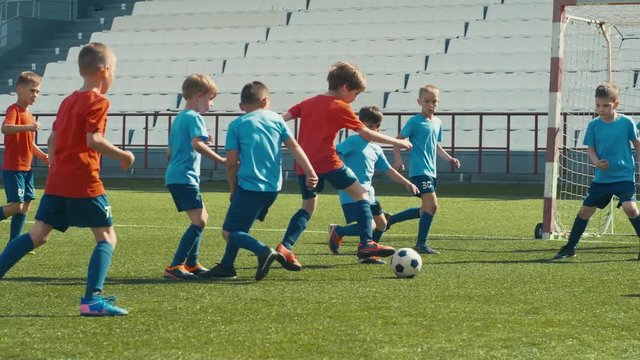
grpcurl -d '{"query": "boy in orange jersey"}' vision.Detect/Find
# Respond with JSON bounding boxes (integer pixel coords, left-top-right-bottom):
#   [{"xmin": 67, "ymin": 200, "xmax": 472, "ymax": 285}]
[
  {"xmin": 0, "ymin": 43, "xmax": 135, "ymax": 316},
  {"xmin": 1, "ymin": 71, "xmax": 49, "ymax": 244},
  {"xmin": 276, "ymin": 61, "xmax": 413, "ymax": 271}
]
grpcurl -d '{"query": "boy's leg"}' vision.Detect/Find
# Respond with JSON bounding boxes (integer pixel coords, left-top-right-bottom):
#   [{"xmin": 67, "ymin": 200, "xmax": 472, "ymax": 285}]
[
  {"xmin": 9, "ymin": 201, "xmax": 31, "ymax": 242},
  {"xmin": 554, "ymin": 206, "xmax": 596, "ymax": 259},
  {"xmin": 0, "ymin": 221, "xmax": 52, "ymax": 278},
  {"xmin": 415, "ymin": 192, "xmax": 439, "ymax": 254},
  {"xmin": 165, "ymin": 185, "xmax": 205, "ymax": 279},
  {"xmin": 620, "ymin": 201, "xmax": 640, "ymax": 259},
  {"xmin": 386, "ymin": 207, "xmax": 421, "ymax": 229}
]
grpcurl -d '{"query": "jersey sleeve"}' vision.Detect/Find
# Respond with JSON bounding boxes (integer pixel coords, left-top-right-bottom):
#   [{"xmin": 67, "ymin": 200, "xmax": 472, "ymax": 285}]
[
  {"xmin": 374, "ymin": 146, "xmax": 392, "ymax": 172},
  {"xmin": 225, "ymin": 121, "xmax": 239, "ymax": 152},
  {"xmin": 336, "ymin": 137, "xmax": 353, "ymax": 156},
  {"xmin": 277, "ymin": 117, "xmax": 293, "ymax": 141},
  {"xmin": 288, "ymin": 102, "xmax": 302, "ymax": 119},
  {"xmin": 2, "ymin": 105, "xmax": 17, "ymax": 126},
  {"xmin": 583, "ymin": 121, "xmax": 595, "ymax": 147},
  {"xmin": 85, "ymin": 97, "xmax": 110, "ymax": 134},
  {"xmin": 400, "ymin": 118, "xmax": 414, "ymax": 138},
  {"xmin": 335, "ymin": 102, "xmax": 364, "ymax": 131},
  {"xmin": 627, "ymin": 117, "xmax": 638, "ymax": 141},
  {"xmin": 190, "ymin": 114, "xmax": 209, "ymax": 141},
  {"xmin": 437, "ymin": 119, "xmax": 443, "ymax": 142}
]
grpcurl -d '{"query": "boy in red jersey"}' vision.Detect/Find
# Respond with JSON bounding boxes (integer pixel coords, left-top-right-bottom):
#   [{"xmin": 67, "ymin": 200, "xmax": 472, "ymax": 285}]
[
  {"xmin": 276, "ymin": 61, "xmax": 412, "ymax": 270},
  {"xmin": 1, "ymin": 71, "xmax": 49, "ymax": 244},
  {"xmin": 0, "ymin": 43, "xmax": 134, "ymax": 316}
]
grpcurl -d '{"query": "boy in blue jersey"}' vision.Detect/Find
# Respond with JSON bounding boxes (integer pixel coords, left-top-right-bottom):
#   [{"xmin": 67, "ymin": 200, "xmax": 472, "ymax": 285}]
[
  {"xmin": 328, "ymin": 105, "xmax": 419, "ymax": 264},
  {"xmin": 201, "ymin": 81, "xmax": 317, "ymax": 280},
  {"xmin": 163, "ymin": 73, "xmax": 226, "ymax": 280},
  {"xmin": 554, "ymin": 83, "xmax": 640, "ymax": 260},
  {"xmin": 393, "ymin": 84, "xmax": 460, "ymax": 254}
]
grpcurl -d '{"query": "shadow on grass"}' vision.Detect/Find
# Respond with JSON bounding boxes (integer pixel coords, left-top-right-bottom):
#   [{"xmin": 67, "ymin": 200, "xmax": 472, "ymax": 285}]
[
  {"xmin": 0, "ymin": 314, "xmax": 76, "ymax": 318},
  {"xmin": 622, "ymin": 294, "xmax": 640, "ymax": 298},
  {"xmin": 429, "ymin": 258, "xmax": 633, "ymax": 265}
]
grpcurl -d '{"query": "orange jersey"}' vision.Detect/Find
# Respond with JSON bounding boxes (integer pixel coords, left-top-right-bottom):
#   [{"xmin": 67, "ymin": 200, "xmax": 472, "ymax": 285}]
[
  {"xmin": 288, "ymin": 95, "xmax": 364, "ymax": 174},
  {"xmin": 2, "ymin": 103, "xmax": 36, "ymax": 171},
  {"xmin": 45, "ymin": 91, "xmax": 109, "ymax": 198}
]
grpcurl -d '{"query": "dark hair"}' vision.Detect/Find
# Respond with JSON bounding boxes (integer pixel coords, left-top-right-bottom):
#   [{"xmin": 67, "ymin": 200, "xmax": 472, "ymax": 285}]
[
  {"xmin": 240, "ymin": 81, "xmax": 269, "ymax": 104},
  {"xmin": 595, "ymin": 83, "xmax": 619, "ymax": 101},
  {"xmin": 418, "ymin": 84, "xmax": 440, "ymax": 98},
  {"xmin": 358, "ymin": 105, "xmax": 383, "ymax": 126},
  {"xmin": 78, "ymin": 42, "xmax": 113, "ymax": 76},
  {"xmin": 327, "ymin": 61, "xmax": 366, "ymax": 91},
  {"xmin": 16, "ymin": 71, "xmax": 41, "ymax": 87}
]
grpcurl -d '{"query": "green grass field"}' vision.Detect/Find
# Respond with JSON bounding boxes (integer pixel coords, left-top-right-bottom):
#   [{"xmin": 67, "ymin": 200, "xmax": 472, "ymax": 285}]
[{"xmin": 0, "ymin": 180, "xmax": 638, "ymax": 359}]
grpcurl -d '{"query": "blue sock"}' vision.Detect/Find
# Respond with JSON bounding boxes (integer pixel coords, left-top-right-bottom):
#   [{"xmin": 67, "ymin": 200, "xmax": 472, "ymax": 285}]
[
  {"xmin": 171, "ymin": 224, "xmax": 203, "ymax": 267},
  {"xmin": 336, "ymin": 224, "xmax": 359, "ymax": 237},
  {"xmin": 356, "ymin": 200, "xmax": 373, "ymax": 245},
  {"xmin": 0, "ymin": 207, "xmax": 6, "ymax": 221},
  {"xmin": 388, "ymin": 207, "xmax": 420, "ymax": 227},
  {"xmin": 372, "ymin": 229, "xmax": 384, "ymax": 242},
  {"xmin": 0, "ymin": 233, "xmax": 34, "ymax": 279},
  {"xmin": 282, "ymin": 209, "xmax": 310, "ymax": 249},
  {"xmin": 417, "ymin": 212, "xmax": 434, "ymax": 245},
  {"xmin": 85, "ymin": 241, "xmax": 114, "ymax": 299},
  {"xmin": 629, "ymin": 216, "xmax": 640, "ymax": 237},
  {"xmin": 9, "ymin": 213, "xmax": 27, "ymax": 242},
  {"xmin": 186, "ymin": 227, "xmax": 204, "ymax": 268},
  {"xmin": 220, "ymin": 242, "xmax": 240, "ymax": 269},
  {"xmin": 229, "ymin": 231, "xmax": 267, "ymax": 255},
  {"xmin": 566, "ymin": 216, "xmax": 588, "ymax": 249}
]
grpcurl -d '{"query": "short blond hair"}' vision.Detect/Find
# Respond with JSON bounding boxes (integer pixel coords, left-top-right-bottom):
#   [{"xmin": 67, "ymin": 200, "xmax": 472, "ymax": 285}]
[
  {"xmin": 182, "ymin": 73, "xmax": 218, "ymax": 100},
  {"xmin": 595, "ymin": 83, "xmax": 619, "ymax": 101},
  {"xmin": 419, "ymin": 84, "xmax": 439, "ymax": 98},
  {"xmin": 78, "ymin": 42, "xmax": 114, "ymax": 76},
  {"xmin": 327, "ymin": 61, "xmax": 366, "ymax": 92},
  {"xmin": 16, "ymin": 71, "xmax": 41, "ymax": 88}
]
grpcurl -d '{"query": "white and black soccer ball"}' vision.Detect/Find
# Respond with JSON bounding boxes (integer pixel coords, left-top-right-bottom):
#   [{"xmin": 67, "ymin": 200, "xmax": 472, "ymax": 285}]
[{"xmin": 390, "ymin": 248, "xmax": 422, "ymax": 278}]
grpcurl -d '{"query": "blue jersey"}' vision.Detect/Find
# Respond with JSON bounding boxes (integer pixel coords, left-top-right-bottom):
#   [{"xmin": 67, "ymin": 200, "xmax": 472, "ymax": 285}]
[
  {"xmin": 583, "ymin": 114, "xmax": 637, "ymax": 183},
  {"xmin": 226, "ymin": 109, "xmax": 293, "ymax": 192},
  {"xmin": 400, "ymin": 114, "xmax": 442, "ymax": 178},
  {"xmin": 336, "ymin": 134, "xmax": 391, "ymax": 205},
  {"xmin": 165, "ymin": 109, "xmax": 209, "ymax": 186}
]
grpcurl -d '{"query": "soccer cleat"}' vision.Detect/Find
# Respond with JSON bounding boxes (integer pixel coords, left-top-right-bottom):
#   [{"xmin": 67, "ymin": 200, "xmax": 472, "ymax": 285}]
[
  {"xmin": 255, "ymin": 248, "xmax": 278, "ymax": 281},
  {"xmin": 328, "ymin": 224, "xmax": 343, "ymax": 255},
  {"xmin": 275, "ymin": 243, "xmax": 302, "ymax": 271},
  {"xmin": 80, "ymin": 295, "xmax": 128, "ymax": 317},
  {"xmin": 357, "ymin": 256, "xmax": 386, "ymax": 265},
  {"xmin": 163, "ymin": 264, "xmax": 199, "ymax": 281},
  {"xmin": 414, "ymin": 244, "xmax": 440, "ymax": 255},
  {"xmin": 28, "ymin": 251, "xmax": 36, "ymax": 255},
  {"xmin": 184, "ymin": 263, "xmax": 209, "ymax": 277},
  {"xmin": 553, "ymin": 245, "xmax": 576, "ymax": 259},
  {"xmin": 383, "ymin": 212, "xmax": 392, "ymax": 231},
  {"xmin": 357, "ymin": 241, "xmax": 395, "ymax": 259},
  {"xmin": 200, "ymin": 264, "xmax": 237, "ymax": 280}
]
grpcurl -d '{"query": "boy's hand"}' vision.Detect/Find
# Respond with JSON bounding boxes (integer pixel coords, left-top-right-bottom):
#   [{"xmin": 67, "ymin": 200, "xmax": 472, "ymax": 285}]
[
  {"xmin": 397, "ymin": 139, "xmax": 412, "ymax": 150},
  {"xmin": 306, "ymin": 172, "xmax": 319, "ymax": 190},
  {"xmin": 405, "ymin": 182, "xmax": 419, "ymax": 195},
  {"xmin": 596, "ymin": 159, "xmax": 608, "ymax": 170},
  {"xmin": 30, "ymin": 122, "xmax": 41, "ymax": 131},
  {"xmin": 451, "ymin": 157, "xmax": 461, "ymax": 169},
  {"xmin": 206, "ymin": 135, "xmax": 214, "ymax": 146},
  {"xmin": 120, "ymin": 150, "xmax": 135, "ymax": 170},
  {"xmin": 393, "ymin": 161, "xmax": 405, "ymax": 172},
  {"xmin": 41, "ymin": 154, "xmax": 49, "ymax": 166}
]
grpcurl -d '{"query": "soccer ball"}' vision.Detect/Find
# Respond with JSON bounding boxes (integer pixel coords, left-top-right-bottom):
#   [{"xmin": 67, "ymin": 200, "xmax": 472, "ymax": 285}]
[{"xmin": 390, "ymin": 248, "xmax": 422, "ymax": 278}]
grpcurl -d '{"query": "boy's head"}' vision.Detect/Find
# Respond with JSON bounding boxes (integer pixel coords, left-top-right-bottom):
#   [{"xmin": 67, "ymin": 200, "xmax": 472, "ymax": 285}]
[
  {"xmin": 594, "ymin": 83, "xmax": 619, "ymax": 120},
  {"xmin": 239, "ymin": 81, "xmax": 270, "ymax": 112},
  {"xmin": 182, "ymin": 73, "xmax": 218, "ymax": 114},
  {"xmin": 358, "ymin": 105, "xmax": 383, "ymax": 132},
  {"xmin": 78, "ymin": 42, "xmax": 117, "ymax": 94},
  {"xmin": 417, "ymin": 84, "xmax": 440, "ymax": 118},
  {"xmin": 15, "ymin": 71, "xmax": 41, "ymax": 107},
  {"xmin": 327, "ymin": 61, "xmax": 366, "ymax": 103}
]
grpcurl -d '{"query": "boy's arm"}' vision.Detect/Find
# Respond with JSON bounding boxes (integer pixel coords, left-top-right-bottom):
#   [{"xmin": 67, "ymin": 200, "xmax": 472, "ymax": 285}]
[
  {"xmin": 393, "ymin": 134, "xmax": 407, "ymax": 171},
  {"xmin": 47, "ymin": 131, "xmax": 57, "ymax": 166},
  {"xmin": 225, "ymin": 150, "xmax": 239, "ymax": 196},
  {"xmin": 87, "ymin": 132, "xmax": 135, "ymax": 170},
  {"xmin": 356, "ymin": 127, "xmax": 412, "ymax": 150},
  {"xmin": 1, "ymin": 122, "xmax": 40, "ymax": 135},
  {"xmin": 191, "ymin": 137, "xmax": 226, "ymax": 164},
  {"xmin": 281, "ymin": 112, "xmax": 294, "ymax": 121},
  {"xmin": 587, "ymin": 146, "xmax": 608, "ymax": 170},
  {"xmin": 30, "ymin": 142, "xmax": 49, "ymax": 165},
  {"xmin": 385, "ymin": 167, "xmax": 419, "ymax": 195},
  {"xmin": 436, "ymin": 143, "xmax": 461, "ymax": 169},
  {"xmin": 633, "ymin": 140, "xmax": 640, "ymax": 175},
  {"xmin": 284, "ymin": 137, "xmax": 318, "ymax": 189}
]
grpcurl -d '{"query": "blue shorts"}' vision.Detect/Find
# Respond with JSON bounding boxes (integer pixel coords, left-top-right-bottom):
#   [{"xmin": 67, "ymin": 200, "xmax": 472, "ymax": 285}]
[
  {"xmin": 583, "ymin": 181, "xmax": 636, "ymax": 209},
  {"xmin": 167, "ymin": 184, "xmax": 203, "ymax": 212},
  {"xmin": 298, "ymin": 166, "xmax": 358, "ymax": 200},
  {"xmin": 35, "ymin": 194, "xmax": 113, "ymax": 232},
  {"xmin": 223, "ymin": 187, "xmax": 278, "ymax": 233},
  {"xmin": 411, "ymin": 175, "xmax": 437, "ymax": 196},
  {"xmin": 341, "ymin": 200, "xmax": 383, "ymax": 224},
  {"xmin": 3, "ymin": 170, "xmax": 36, "ymax": 203}
]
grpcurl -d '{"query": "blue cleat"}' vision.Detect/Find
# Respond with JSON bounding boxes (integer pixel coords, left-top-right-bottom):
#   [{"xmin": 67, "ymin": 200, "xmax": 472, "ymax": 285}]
[
  {"xmin": 414, "ymin": 243, "xmax": 440, "ymax": 254},
  {"xmin": 80, "ymin": 295, "xmax": 128, "ymax": 317},
  {"xmin": 553, "ymin": 245, "xmax": 576, "ymax": 260}
]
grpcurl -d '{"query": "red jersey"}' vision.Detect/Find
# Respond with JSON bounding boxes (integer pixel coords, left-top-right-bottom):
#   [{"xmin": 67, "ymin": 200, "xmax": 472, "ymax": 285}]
[
  {"xmin": 45, "ymin": 91, "xmax": 109, "ymax": 198},
  {"xmin": 288, "ymin": 95, "xmax": 364, "ymax": 175},
  {"xmin": 2, "ymin": 103, "xmax": 35, "ymax": 171}
]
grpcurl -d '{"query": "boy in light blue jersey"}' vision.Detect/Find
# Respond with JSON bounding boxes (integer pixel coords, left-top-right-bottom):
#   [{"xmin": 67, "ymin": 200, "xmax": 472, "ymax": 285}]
[
  {"xmin": 163, "ymin": 74, "xmax": 226, "ymax": 280},
  {"xmin": 201, "ymin": 81, "xmax": 317, "ymax": 280},
  {"xmin": 328, "ymin": 105, "xmax": 419, "ymax": 264},
  {"xmin": 393, "ymin": 84, "xmax": 460, "ymax": 254},
  {"xmin": 554, "ymin": 83, "xmax": 640, "ymax": 260}
]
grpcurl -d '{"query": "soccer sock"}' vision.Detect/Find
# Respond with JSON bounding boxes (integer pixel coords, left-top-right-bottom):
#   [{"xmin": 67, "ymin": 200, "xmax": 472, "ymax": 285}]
[
  {"xmin": 85, "ymin": 241, "xmax": 114, "ymax": 299},
  {"xmin": 0, "ymin": 206, "xmax": 6, "ymax": 221},
  {"xmin": 220, "ymin": 242, "xmax": 240, "ymax": 269},
  {"xmin": 417, "ymin": 212, "xmax": 434, "ymax": 244},
  {"xmin": 628, "ymin": 215, "xmax": 640, "ymax": 237},
  {"xmin": 9, "ymin": 213, "xmax": 27, "ymax": 242},
  {"xmin": 335, "ymin": 224, "xmax": 359, "ymax": 237},
  {"xmin": 229, "ymin": 231, "xmax": 267, "ymax": 255},
  {"xmin": 356, "ymin": 200, "xmax": 373, "ymax": 245},
  {"xmin": 171, "ymin": 224, "xmax": 203, "ymax": 267},
  {"xmin": 372, "ymin": 229, "xmax": 384, "ymax": 242},
  {"xmin": 0, "ymin": 233, "xmax": 34, "ymax": 279},
  {"xmin": 388, "ymin": 207, "xmax": 420, "ymax": 227},
  {"xmin": 566, "ymin": 216, "xmax": 589, "ymax": 249},
  {"xmin": 186, "ymin": 226, "xmax": 204, "ymax": 268},
  {"xmin": 282, "ymin": 209, "xmax": 310, "ymax": 249}
]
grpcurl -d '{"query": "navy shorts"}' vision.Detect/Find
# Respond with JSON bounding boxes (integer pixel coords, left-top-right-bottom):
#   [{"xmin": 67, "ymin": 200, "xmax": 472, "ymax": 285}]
[
  {"xmin": 35, "ymin": 194, "xmax": 113, "ymax": 232},
  {"xmin": 167, "ymin": 184, "xmax": 203, "ymax": 212},
  {"xmin": 411, "ymin": 175, "xmax": 437, "ymax": 196},
  {"xmin": 341, "ymin": 200, "xmax": 383, "ymax": 224},
  {"xmin": 298, "ymin": 166, "xmax": 358, "ymax": 200},
  {"xmin": 223, "ymin": 187, "xmax": 278, "ymax": 233},
  {"xmin": 3, "ymin": 170, "xmax": 36, "ymax": 203},
  {"xmin": 583, "ymin": 181, "xmax": 636, "ymax": 209}
]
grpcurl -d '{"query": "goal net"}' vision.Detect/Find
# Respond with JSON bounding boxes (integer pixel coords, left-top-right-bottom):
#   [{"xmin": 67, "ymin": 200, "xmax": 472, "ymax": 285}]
[{"xmin": 542, "ymin": 1, "xmax": 640, "ymax": 238}]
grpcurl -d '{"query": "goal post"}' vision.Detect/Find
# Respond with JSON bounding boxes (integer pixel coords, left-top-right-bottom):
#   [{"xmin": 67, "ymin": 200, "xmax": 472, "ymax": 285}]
[{"xmin": 541, "ymin": 0, "xmax": 640, "ymax": 239}]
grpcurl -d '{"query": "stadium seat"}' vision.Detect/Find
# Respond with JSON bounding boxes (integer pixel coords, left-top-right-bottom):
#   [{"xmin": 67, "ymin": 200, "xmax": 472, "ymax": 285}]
[
  {"xmin": 290, "ymin": 6, "xmax": 485, "ymax": 24},
  {"xmin": 406, "ymin": 72, "xmax": 549, "ymax": 91},
  {"xmin": 90, "ymin": 27, "xmax": 267, "ymax": 46},
  {"xmin": 467, "ymin": 19, "xmax": 551, "ymax": 37},
  {"xmin": 132, "ymin": 0, "xmax": 307, "ymax": 15},
  {"xmin": 112, "ymin": 11, "xmax": 287, "ymax": 31},
  {"xmin": 426, "ymin": 52, "xmax": 549, "ymax": 73}
]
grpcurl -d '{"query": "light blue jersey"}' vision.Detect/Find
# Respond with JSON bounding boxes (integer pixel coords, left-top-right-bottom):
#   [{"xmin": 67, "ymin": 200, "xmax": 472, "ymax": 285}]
[
  {"xmin": 400, "ymin": 114, "xmax": 442, "ymax": 178},
  {"xmin": 226, "ymin": 109, "xmax": 292, "ymax": 192},
  {"xmin": 165, "ymin": 109, "xmax": 209, "ymax": 186},
  {"xmin": 336, "ymin": 134, "xmax": 391, "ymax": 205},
  {"xmin": 583, "ymin": 114, "xmax": 637, "ymax": 183}
]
